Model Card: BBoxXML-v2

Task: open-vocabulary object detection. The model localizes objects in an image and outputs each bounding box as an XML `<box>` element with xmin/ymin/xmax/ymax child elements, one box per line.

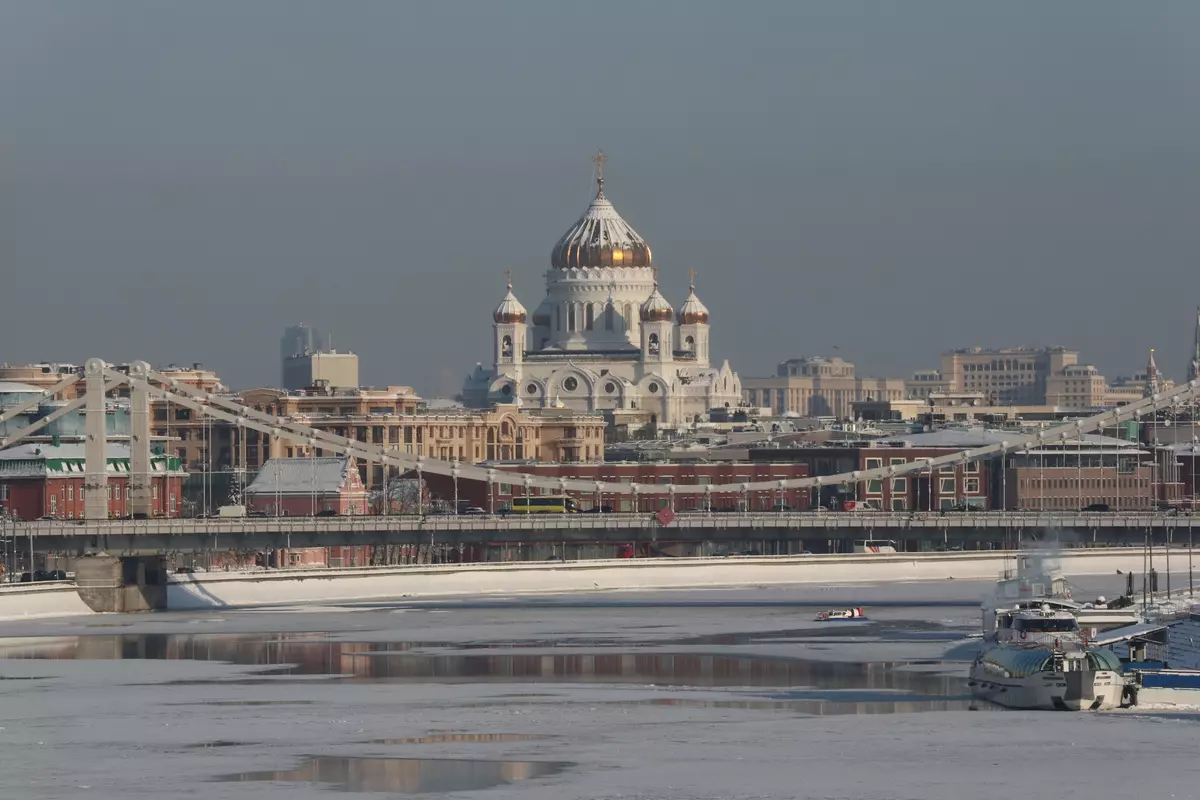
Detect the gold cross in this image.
<box><xmin>593</xmin><ymin>150</ymin><xmax>607</xmax><ymax>195</ymax></box>
<box><xmin>688</xmin><ymin>268</ymin><xmax>696</xmax><ymax>290</ymax></box>
<box><xmin>504</xmin><ymin>268</ymin><xmax>513</xmax><ymax>289</ymax></box>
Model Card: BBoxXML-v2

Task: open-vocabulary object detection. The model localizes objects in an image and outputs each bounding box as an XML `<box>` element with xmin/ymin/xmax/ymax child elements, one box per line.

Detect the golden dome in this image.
<box><xmin>677</xmin><ymin>277</ymin><xmax>710</xmax><ymax>325</ymax></box>
<box><xmin>550</xmin><ymin>152</ymin><xmax>652</xmax><ymax>269</ymax></box>
<box><xmin>640</xmin><ymin>284</ymin><xmax>674</xmax><ymax>322</ymax></box>
<box><xmin>493</xmin><ymin>282</ymin><xmax>527</xmax><ymax>324</ymax></box>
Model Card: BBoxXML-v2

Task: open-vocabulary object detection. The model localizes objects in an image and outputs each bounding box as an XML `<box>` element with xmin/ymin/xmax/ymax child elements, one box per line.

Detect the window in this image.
<box><xmin>892</xmin><ymin>478</ymin><xmax>907</xmax><ymax>493</ymax></box>
<box><xmin>892</xmin><ymin>498</ymin><xmax>907</xmax><ymax>511</ymax></box>
<box><xmin>865</xmin><ymin>458</ymin><xmax>883</xmax><ymax>470</ymax></box>
<box><xmin>152</xmin><ymin>485</ymin><xmax>159</xmax><ymax>499</ymax></box>
<box><xmin>169</xmin><ymin>494</ymin><xmax>176</xmax><ymax>513</ymax></box>
<box><xmin>568</xmin><ymin>305</ymin><xmax>576</xmax><ymax>332</ymax></box>
<box><xmin>867</xmin><ymin>480</ymin><xmax>884</xmax><ymax>495</ymax></box>
<box><xmin>585</xmin><ymin>304</ymin><xmax>594</xmax><ymax>330</ymax></box>
<box><xmin>67</xmin><ymin>485</ymin><xmax>73</xmax><ymax>501</ymax></box>
<box><xmin>939</xmin><ymin>477</ymin><xmax>956</xmax><ymax>494</ymax></box>
<box><xmin>965</xmin><ymin>461</ymin><xmax>979</xmax><ymax>474</ymax></box>
<box><xmin>965</xmin><ymin>478</ymin><xmax>980</xmax><ymax>494</ymax></box>
<box><xmin>605</xmin><ymin>303</ymin><xmax>614</xmax><ymax>331</ymax></box>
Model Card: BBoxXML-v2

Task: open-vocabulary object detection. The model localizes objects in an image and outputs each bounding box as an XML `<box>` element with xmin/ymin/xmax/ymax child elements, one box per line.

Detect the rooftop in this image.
<box><xmin>246</xmin><ymin>457</ymin><xmax>362</xmax><ymax>495</ymax></box>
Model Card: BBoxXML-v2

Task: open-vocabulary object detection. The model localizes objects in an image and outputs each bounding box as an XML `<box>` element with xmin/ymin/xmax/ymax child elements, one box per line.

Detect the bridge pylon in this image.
<box><xmin>83</xmin><ymin>358</ymin><xmax>109</xmax><ymax>521</ymax></box>
<box><xmin>128</xmin><ymin>360</ymin><xmax>154</xmax><ymax>518</ymax></box>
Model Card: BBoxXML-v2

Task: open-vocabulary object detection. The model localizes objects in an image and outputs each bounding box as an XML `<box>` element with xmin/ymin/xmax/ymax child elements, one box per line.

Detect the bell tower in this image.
<box><xmin>640</xmin><ymin>283</ymin><xmax>675</xmax><ymax>367</ymax></box>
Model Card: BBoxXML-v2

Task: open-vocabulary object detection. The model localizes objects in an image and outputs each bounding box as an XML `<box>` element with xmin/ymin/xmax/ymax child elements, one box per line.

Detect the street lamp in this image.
<box><xmin>452</xmin><ymin>464</ymin><xmax>460</xmax><ymax>515</ymax></box>
<box><xmin>487</xmin><ymin>468</ymin><xmax>496</xmax><ymax>515</ymax></box>
<box><xmin>416</xmin><ymin>456</ymin><xmax>425</xmax><ymax>517</ymax></box>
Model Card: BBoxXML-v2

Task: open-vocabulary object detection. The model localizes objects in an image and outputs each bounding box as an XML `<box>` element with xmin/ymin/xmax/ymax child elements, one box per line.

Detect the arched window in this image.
<box><xmin>648</xmin><ymin>333</ymin><xmax>660</xmax><ymax>355</ymax></box>
<box><xmin>625</xmin><ymin>304</ymin><xmax>634</xmax><ymax>331</ymax></box>
<box><xmin>605</xmin><ymin>303</ymin><xmax>614</xmax><ymax>331</ymax></box>
<box><xmin>555</xmin><ymin>305</ymin><xmax>562</xmax><ymax>331</ymax></box>
<box><xmin>684</xmin><ymin>335</ymin><xmax>695</xmax><ymax>352</ymax></box>
<box><xmin>585</xmin><ymin>304</ymin><xmax>594</xmax><ymax>330</ymax></box>
<box><xmin>568</xmin><ymin>304</ymin><xmax>576</xmax><ymax>332</ymax></box>
<box><xmin>501</xmin><ymin>335</ymin><xmax>513</xmax><ymax>357</ymax></box>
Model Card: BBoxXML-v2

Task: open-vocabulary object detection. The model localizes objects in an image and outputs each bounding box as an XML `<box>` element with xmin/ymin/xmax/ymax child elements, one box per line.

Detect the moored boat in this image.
<box><xmin>969</xmin><ymin>606</ymin><xmax>1125</xmax><ymax>711</ymax></box>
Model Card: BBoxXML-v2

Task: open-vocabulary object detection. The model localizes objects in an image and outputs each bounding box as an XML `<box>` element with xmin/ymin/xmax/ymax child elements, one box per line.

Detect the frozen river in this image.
<box><xmin>0</xmin><ymin>575</ymin><xmax>1197</xmax><ymax>799</ymax></box>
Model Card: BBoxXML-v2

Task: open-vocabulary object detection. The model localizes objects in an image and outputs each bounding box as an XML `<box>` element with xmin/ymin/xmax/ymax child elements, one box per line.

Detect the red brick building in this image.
<box><xmin>0</xmin><ymin>442</ymin><xmax>185</xmax><ymax>520</ymax></box>
<box><xmin>425</xmin><ymin>461</ymin><xmax>813</xmax><ymax>513</ymax></box>
<box><xmin>750</xmin><ymin>429</ymin><xmax>1003</xmax><ymax>510</ymax></box>
<box><xmin>245</xmin><ymin>457</ymin><xmax>369</xmax><ymax>516</ymax></box>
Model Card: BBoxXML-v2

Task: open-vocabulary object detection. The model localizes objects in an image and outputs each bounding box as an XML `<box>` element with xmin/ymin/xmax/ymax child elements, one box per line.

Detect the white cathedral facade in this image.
<box><xmin>462</xmin><ymin>154</ymin><xmax>742</xmax><ymax>428</ymax></box>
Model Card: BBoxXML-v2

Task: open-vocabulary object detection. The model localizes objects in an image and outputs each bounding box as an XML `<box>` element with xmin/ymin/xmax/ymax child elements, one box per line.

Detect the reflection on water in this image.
<box><xmin>367</xmin><ymin>733</ymin><xmax>550</xmax><ymax>744</ymax></box>
<box><xmin>217</xmin><ymin>756</ymin><xmax>570</xmax><ymax>793</ymax></box>
<box><xmin>0</xmin><ymin>631</ymin><xmax>967</xmax><ymax>714</ymax></box>
<box><xmin>631</xmin><ymin>695</ymin><xmax>972</xmax><ymax>715</ymax></box>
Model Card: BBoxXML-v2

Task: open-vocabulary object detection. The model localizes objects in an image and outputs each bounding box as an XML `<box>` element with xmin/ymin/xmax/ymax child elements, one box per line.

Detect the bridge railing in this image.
<box><xmin>8</xmin><ymin>509</ymin><xmax>1194</xmax><ymax>537</ymax></box>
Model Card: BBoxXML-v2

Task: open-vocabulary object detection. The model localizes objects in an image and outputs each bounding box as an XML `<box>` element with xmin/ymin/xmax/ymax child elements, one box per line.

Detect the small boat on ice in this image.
<box><xmin>814</xmin><ymin>607</ymin><xmax>867</xmax><ymax>622</ymax></box>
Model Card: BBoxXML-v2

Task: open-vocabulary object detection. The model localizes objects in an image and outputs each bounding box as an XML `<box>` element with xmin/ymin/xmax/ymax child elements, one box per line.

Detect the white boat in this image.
<box><xmin>814</xmin><ymin>607</ymin><xmax>867</xmax><ymax>621</ymax></box>
<box><xmin>981</xmin><ymin>551</ymin><xmax>1141</xmax><ymax>643</ymax></box>
<box><xmin>969</xmin><ymin>606</ymin><xmax>1125</xmax><ymax>711</ymax></box>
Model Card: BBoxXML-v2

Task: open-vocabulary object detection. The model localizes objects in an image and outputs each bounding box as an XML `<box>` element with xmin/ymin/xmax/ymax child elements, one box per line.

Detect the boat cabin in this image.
<box><xmin>994</xmin><ymin>607</ymin><xmax>1084</xmax><ymax>648</ymax></box>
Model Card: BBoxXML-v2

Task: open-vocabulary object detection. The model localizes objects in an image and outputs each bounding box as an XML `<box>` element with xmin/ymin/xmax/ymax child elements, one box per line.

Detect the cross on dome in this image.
<box><xmin>593</xmin><ymin>150</ymin><xmax>607</xmax><ymax>197</ymax></box>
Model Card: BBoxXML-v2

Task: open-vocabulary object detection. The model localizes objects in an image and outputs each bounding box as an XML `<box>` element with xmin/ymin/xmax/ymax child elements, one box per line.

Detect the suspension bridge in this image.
<box><xmin>0</xmin><ymin>358</ymin><xmax>1198</xmax><ymax>557</ymax></box>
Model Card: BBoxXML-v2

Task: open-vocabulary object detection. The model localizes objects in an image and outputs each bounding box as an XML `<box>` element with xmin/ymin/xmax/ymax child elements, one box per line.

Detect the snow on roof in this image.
<box><xmin>246</xmin><ymin>457</ymin><xmax>359</xmax><ymax>495</ymax></box>
<box><xmin>0</xmin><ymin>381</ymin><xmax>44</xmax><ymax>394</ymax></box>
<box><xmin>875</xmin><ymin>429</ymin><xmax>1012</xmax><ymax>448</ymax></box>
<box><xmin>0</xmin><ymin>441</ymin><xmax>133</xmax><ymax>460</ymax></box>
<box><xmin>877</xmin><ymin>429</ymin><xmax>1139</xmax><ymax>450</ymax></box>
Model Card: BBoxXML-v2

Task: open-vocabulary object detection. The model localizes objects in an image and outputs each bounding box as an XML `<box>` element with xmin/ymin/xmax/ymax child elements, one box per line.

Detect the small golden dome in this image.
<box><xmin>640</xmin><ymin>284</ymin><xmax>674</xmax><ymax>322</ymax></box>
<box><xmin>677</xmin><ymin>278</ymin><xmax>710</xmax><ymax>325</ymax></box>
<box><xmin>493</xmin><ymin>283</ymin><xmax>527</xmax><ymax>324</ymax></box>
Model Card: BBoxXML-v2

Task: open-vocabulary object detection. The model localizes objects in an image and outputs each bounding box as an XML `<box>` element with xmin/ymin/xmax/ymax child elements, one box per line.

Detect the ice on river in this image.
<box><xmin>0</xmin><ymin>579</ymin><xmax>1195</xmax><ymax>800</ymax></box>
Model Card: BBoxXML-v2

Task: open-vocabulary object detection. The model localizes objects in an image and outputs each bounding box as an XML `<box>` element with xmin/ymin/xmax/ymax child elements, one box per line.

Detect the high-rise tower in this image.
<box><xmin>1189</xmin><ymin>307</ymin><xmax>1200</xmax><ymax>383</ymax></box>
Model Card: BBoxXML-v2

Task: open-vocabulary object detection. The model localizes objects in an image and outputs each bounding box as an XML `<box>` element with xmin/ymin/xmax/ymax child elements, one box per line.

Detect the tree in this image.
<box><xmin>228</xmin><ymin>469</ymin><xmax>244</xmax><ymax>506</ymax></box>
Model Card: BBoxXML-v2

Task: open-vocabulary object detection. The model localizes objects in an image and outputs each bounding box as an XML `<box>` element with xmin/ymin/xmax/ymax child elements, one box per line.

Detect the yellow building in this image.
<box><xmin>743</xmin><ymin>357</ymin><xmax>906</xmax><ymax>420</ymax></box>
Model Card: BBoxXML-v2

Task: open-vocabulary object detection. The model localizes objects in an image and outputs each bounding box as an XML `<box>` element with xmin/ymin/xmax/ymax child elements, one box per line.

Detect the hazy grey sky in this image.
<box><xmin>2</xmin><ymin>1</ymin><xmax>1199</xmax><ymax>395</ymax></box>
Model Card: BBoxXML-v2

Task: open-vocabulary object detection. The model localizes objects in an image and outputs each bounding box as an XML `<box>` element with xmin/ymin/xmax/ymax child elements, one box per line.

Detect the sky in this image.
<box><xmin>2</xmin><ymin>1</ymin><xmax>1199</xmax><ymax>396</ymax></box>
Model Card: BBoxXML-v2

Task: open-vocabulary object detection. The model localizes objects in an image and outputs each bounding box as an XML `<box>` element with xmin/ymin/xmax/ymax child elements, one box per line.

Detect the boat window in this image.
<box><xmin>1014</xmin><ymin>618</ymin><xmax>1078</xmax><ymax>633</ymax></box>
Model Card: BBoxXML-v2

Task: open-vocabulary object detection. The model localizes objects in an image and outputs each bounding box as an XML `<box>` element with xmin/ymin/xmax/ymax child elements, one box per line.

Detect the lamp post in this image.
<box><xmin>452</xmin><ymin>464</ymin><xmax>460</xmax><ymax>515</ymax></box>
<box><xmin>487</xmin><ymin>468</ymin><xmax>496</xmax><ymax>515</ymax></box>
<box><xmin>416</xmin><ymin>456</ymin><xmax>425</xmax><ymax>517</ymax></box>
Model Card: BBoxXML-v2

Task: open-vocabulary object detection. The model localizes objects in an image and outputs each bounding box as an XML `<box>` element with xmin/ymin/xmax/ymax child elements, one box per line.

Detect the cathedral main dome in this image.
<box><xmin>550</xmin><ymin>152</ymin><xmax>652</xmax><ymax>269</ymax></box>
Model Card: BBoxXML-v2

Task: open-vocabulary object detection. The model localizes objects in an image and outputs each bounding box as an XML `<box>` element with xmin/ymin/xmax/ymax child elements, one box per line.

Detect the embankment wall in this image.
<box><xmin>165</xmin><ymin>549</ymin><xmax>1172</xmax><ymax>610</ymax></box>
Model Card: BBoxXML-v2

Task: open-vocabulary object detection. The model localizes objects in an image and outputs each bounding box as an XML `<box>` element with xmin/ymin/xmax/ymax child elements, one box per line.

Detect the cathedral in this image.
<box><xmin>462</xmin><ymin>153</ymin><xmax>742</xmax><ymax>429</ymax></box>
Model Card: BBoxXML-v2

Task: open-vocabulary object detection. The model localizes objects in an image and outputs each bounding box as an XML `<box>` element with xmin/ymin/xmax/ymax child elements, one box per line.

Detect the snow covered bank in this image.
<box><xmin>166</xmin><ymin>549</ymin><xmax>1170</xmax><ymax>610</ymax></box>
<box><xmin>0</xmin><ymin>584</ymin><xmax>94</xmax><ymax>620</ymax></box>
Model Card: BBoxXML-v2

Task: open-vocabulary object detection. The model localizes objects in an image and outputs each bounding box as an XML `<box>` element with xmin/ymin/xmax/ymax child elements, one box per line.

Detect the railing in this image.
<box><xmin>10</xmin><ymin>509</ymin><xmax>1198</xmax><ymax>537</ymax></box>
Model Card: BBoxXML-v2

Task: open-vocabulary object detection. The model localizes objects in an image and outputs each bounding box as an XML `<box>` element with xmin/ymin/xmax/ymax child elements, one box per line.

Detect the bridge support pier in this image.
<box><xmin>73</xmin><ymin>554</ymin><xmax>167</xmax><ymax>613</ymax></box>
